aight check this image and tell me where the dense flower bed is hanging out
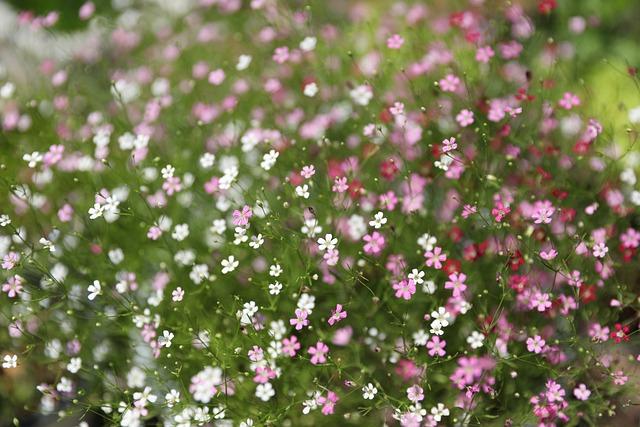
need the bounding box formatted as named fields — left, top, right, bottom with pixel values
left=1, top=0, right=639, bottom=426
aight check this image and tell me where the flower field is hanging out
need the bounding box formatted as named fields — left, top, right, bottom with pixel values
left=1, top=0, right=639, bottom=426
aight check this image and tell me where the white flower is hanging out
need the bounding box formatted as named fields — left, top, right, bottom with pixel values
left=297, top=293, right=316, bottom=313
left=236, top=54, right=252, bottom=70
left=256, top=382, right=275, bottom=401
left=299, top=36, right=317, bottom=51
left=303, top=82, right=318, bottom=97
left=161, top=165, right=175, bottom=179
left=158, top=330, right=174, bottom=348
left=430, top=403, right=450, bottom=422
left=200, top=152, right=216, bottom=168
left=317, top=234, right=337, bottom=251
left=434, top=154, right=453, bottom=171
left=126, top=367, right=146, bottom=389
left=56, top=377, right=73, bottom=393
left=422, top=279, right=436, bottom=294
left=210, top=219, right=227, bottom=235
left=430, top=307, right=451, bottom=328
left=87, top=280, right=102, bottom=300
left=295, top=184, right=310, bottom=199
left=39, top=237, right=55, bottom=252
left=88, top=203, right=104, bottom=220
left=369, top=211, right=387, bottom=229
left=408, top=269, right=425, bottom=284
left=221, top=255, right=239, bottom=274
left=133, top=386, right=157, bottom=406
left=301, top=218, right=322, bottom=237
left=0, top=215, right=11, bottom=227
left=234, top=227, right=249, bottom=245
left=350, top=84, right=373, bottom=106
left=269, top=264, right=283, bottom=277
left=261, top=149, right=279, bottom=170
left=2, top=354, right=17, bottom=369
left=23, top=151, right=43, bottom=168
left=243, top=301, right=259, bottom=317
left=165, top=389, right=180, bottom=408
left=249, top=234, right=264, bottom=249
left=172, top=224, right=189, bottom=241
left=417, top=233, right=437, bottom=251
left=67, top=357, right=82, bottom=373
left=412, top=329, right=429, bottom=346
left=269, top=282, right=283, bottom=295
left=239, top=419, right=255, bottom=427
left=467, top=331, right=485, bottom=349
left=362, top=383, right=378, bottom=400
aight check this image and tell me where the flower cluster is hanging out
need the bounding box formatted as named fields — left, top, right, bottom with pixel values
left=0, top=0, right=639, bottom=426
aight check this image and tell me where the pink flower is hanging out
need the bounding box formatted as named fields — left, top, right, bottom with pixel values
left=301, top=165, right=315, bottom=179
left=328, top=304, right=347, bottom=326
left=491, top=201, right=510, bottom=222
left=526, top=335, right=546, bottom=353
left=558, top=92, right=580, bottom=110
left=424, top=246, right=446, bottom=269
left=147, top=226, right=162, bottom=240
left=444, top=272, right=467, bottom=297
left=232, top=205, right=253, bottom=226
left=456, top=109, right=474, bottom=127
left=363, top=231, right=386, bottom=255
left=2, top=275, right=24, bottom=298
left=162, top=176, right=182, bottom=196
left=282, top=335, right=301, bottom=357
left=208, top=69, right=226, bottom=86
left=308, top=341, right=329, bottom=364
left=426, top=336, right=446, bottom=357
left=439, top=74, right=460, bottom=92
left=442, top=137, right=457, bottom=152
left=2, top=252, right=20, bottom=270
left=389, top=102, right=405, bottom=116
left=289, top=309, right=309, bottom=331
left=317, top=391, right=339, bottom=415
left=406, top=385, right=424, bottom=403
left=392, top=279, right=416, bottom=300
left=462, top=204, right=477, bottom=218
left=539, top=248, right=557, bottom=260
left=475, top=45, right=495, bottom=63
left=386, top=34, right=404, bottom=49
left=573, top=384, right=591, bottom=401
left=592, top=242, right=608, bottom=258
left=332, top=176, right=348, bottom=193
left=57, top=204, right=74, bottom=222
left=530, top=291, right=552, bottom=312
left=272, top=46, right=290, bottom=63
left=532, top=206, right=555, bottom=224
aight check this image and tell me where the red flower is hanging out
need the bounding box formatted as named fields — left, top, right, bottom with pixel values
left=579, top=284, right=597, bottom=304
left=610, top=323, right=630, bottom=343
left=538, top=0, right=557, bottom=14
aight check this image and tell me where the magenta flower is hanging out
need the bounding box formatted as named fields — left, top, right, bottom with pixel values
left=573, top=384, right=591, bottom=401
left=444, top=272, right=467, bottom=298
left=386, top=34, right=404, bottom=49
left=232, top=205, right=253, bottom=226
left=2, top=275, right=24, bottom=298
left=526, top=335, right=546, bottom=354
left=308, top=341, right=329, bottom=365
left=424, top=246, right=446, bottom=269
left=363, top=231, right=386, bottom=255
left=282, top=335, right=300, bottom=357
left=392, top=279, right=416, bottom=300
left=456, top=109, right=474, bottom=127
left=289, top=309, right=309, bottom=331
left=328, top=304, right=347, bottom=326
left=426, top=336, right=446, bottom=357
left=491, top=201, right=510, bottom=222
left=439, top=74, right=460, bottom=92
left=317, top=391, right=339, bottom=415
